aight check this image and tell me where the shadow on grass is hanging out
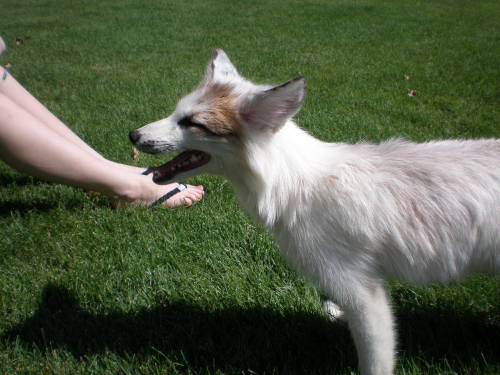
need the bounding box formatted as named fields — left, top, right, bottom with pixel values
left=3, top=285, right=356, bottom=374
left=3, top=284, right=499, bottom=374
left=0, top=199, right=91, bottom=217
left=0, top=174, right=38, bottom=186
left=0, top=201, right=58, bottom=215
left=0, top=173, right=111, bottom=216
left=0, top=174, right=83, bottom=216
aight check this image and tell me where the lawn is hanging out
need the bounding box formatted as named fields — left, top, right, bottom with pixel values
left=0, top=0, right=499, bottom=374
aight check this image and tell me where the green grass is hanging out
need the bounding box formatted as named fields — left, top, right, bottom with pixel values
left=1, top=0, right=499, bottom=374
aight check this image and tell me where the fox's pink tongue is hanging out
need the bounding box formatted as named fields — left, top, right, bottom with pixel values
left=143, top=150, right=210, bottom=183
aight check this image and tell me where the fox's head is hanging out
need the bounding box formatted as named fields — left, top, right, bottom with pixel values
left=129, top=49, right=306, bottom=184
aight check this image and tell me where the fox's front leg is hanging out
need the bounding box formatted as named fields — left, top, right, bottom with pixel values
left=342, top=282, right=396, bottom=375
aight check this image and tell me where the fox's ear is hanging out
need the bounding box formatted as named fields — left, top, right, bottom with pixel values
left=204, top=49, right=240, bottom=83
left=239, top=77, right=306, bottom=131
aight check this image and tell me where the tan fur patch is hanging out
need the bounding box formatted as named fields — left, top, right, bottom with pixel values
left=192, top=84, right=241, bottom=136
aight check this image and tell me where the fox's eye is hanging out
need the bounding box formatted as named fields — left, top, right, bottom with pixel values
left=178, top=117, right=201, bottom=127
left=178, top=116, right=219, bottom=136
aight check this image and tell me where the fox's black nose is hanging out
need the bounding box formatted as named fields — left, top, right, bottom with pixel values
left=129, top=130, right=141, bottom=144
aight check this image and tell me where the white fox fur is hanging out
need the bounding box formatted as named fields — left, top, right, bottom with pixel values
left=131, top=50, right=500, bottom=375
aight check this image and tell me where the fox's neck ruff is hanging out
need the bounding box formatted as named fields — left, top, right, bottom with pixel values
left=227, top=122, right=340, bottom=229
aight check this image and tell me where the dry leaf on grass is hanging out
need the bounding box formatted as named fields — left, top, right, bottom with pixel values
left=83, top=189, right=99, bottom=197
left=132, top=146, right=140, bottom=161
left=14, top=36, right=31, bottom=46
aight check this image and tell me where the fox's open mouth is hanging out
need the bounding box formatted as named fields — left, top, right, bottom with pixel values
left=143, top=150, right=211, bottom=183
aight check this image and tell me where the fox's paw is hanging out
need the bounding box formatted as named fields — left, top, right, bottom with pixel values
left=323, top=300, right=345, bottom=322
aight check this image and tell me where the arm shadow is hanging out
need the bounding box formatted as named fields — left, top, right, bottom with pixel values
left=0, top=173, right=111, bottom=217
